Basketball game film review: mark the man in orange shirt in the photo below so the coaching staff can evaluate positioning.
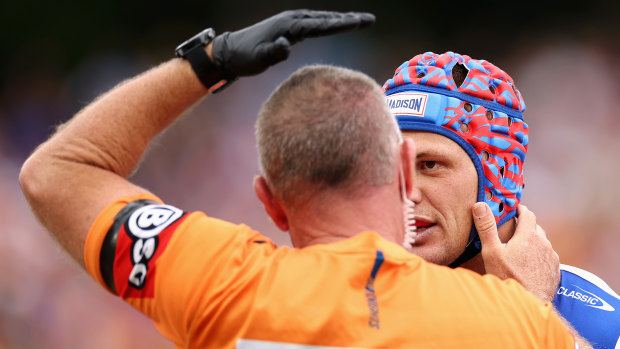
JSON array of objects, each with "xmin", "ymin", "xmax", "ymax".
[{"xmin": 20, "ymin": 10, "xmax": 587, "ymax": 348}]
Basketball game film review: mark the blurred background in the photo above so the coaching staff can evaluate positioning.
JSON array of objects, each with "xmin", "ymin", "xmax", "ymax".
[{"xmin": 1, "ymin": 0, "xmax": 619, "ymax": 347}]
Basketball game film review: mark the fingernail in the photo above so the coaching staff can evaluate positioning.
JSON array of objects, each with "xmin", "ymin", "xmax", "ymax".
[{"xmin": 473, "ymin": 203, "xmax": 487, "ymax": 218}]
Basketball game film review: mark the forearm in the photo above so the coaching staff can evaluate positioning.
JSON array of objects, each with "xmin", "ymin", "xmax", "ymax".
[
  {"xmin": 53, "ymin": 57, "xmax": 207, "ymax": 176},
  {"xmin": 20, "ymin": 55, "xmax": 208, "ymax": 266}
]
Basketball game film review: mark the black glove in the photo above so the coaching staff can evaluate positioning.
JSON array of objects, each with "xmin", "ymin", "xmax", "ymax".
[{"xmin": 212, "ymin": 9, "xmax": 375, "ymax": 84}]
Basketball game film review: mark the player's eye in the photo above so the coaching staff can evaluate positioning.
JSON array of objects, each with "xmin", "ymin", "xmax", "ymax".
[{"xmin": 423, "ymin": 161, "xmax": 437, "ymax": 169}]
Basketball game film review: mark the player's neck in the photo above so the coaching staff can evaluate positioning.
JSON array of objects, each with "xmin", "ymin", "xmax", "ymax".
[
  {"xmin": 460, "ymin": 218, "xmax": 517, "ymax": 274},
  {"xmin": 497, "ymin": 217, "xmax": 516, "ymax": 244}
]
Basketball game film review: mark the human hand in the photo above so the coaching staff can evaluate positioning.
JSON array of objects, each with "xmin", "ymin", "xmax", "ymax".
[
  {"xmin": 473, "ymin": 202, "xmax": 560, "ymax": 302},
  {"xmin": 212, "ymin": 10, "xmax": 375, "ymax": 80}
]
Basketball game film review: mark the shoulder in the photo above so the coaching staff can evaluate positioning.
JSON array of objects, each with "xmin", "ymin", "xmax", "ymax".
[
  {"xmin": 554, "ymin": 264, "xmax": 620, "ymax": 348},
  {"xmin": 559, "ymin": 264, "xmax": 620, "ymax": 300}
]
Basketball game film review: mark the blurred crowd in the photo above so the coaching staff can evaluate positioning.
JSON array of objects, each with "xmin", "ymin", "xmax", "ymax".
[{"xmin": 1, "ymin": 11, "xmax": 619, "ymax": 349}]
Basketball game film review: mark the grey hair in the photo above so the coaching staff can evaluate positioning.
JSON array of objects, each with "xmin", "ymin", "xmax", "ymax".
[{"xmin": 256, "ymin": 65, "xmax": 401, "ymax": 207}]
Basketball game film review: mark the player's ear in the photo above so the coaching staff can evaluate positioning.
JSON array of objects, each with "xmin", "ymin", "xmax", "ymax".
[
  {"xmin": 253, "ymin": 175, "xmax": 289, "ymax": 231},
  {"xmin": 400, "ymin": 138, "xmax": 416, "ymax": 199}
]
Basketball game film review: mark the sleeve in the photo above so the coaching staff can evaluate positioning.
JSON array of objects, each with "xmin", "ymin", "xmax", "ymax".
[
  {"xmin": 539, "ymin": 302, "xmax": 579, "ymax": 349},
  {"xmin": 83, "ymin": 194, "xmax": 278, "ymax": 346},
  {"xmin": 553, "ymin": 265, "xmax": 620, "ymax": 348},
  {"xmin": 487, "ymin": 277, "xmax": 578, "ymax": 348}
]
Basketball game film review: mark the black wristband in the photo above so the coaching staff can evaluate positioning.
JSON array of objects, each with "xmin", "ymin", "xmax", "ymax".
[
  {"xmin": 185, "ymin": 46, "xmax": 224, "ymax": 89},
  {"xmin": 176, "ymin": 28, "xmax": 225, "ymax": 90}
]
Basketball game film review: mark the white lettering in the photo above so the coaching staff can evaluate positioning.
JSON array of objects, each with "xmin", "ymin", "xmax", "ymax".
[
  {"xmin": 385, "ymin": 92, "xmax": 428, "ymax": 117},
  {"xmin": 125, "ymin": 204, "xmax": 183, "ymax": 289},
  {"xmin": 557, "ymin": 284, "xmax": 615, "ymax": 311},
  {"xmin": 127, "ymin": 204, "xmax": 183, "ymax": 239},
  {"xmin": 132, "ymin": 237, "xmax": 156, "ymax": 264},
  {"xmin": 128, "ymin": 263, "xmax": 148, "ymax": 289}
]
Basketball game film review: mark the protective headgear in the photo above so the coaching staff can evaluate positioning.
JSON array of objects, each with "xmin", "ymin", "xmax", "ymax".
[{"xmin": 382, "ymin": 52, "xmax": 529, "ymax": 267}]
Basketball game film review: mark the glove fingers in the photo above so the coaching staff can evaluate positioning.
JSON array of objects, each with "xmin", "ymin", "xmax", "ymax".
[
  {"xmin": 286, "ymin": 12, "xmax": 375, "ymax": 43},
  {"xmin": 287, "ymin": 9, "xmax": 375, "ymax": 24},
  {"xmin": 255, "ymin": 36, "xmax": 291, "ymax": 70},
  {"xmin": 210, "ymin": 10, "xmax": 374, "ymax": 80}
]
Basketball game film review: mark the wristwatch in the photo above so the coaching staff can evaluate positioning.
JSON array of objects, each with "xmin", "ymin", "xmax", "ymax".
[{"xmin": 175, "ymin": 28, "xmax": 224, "ymax": 90}]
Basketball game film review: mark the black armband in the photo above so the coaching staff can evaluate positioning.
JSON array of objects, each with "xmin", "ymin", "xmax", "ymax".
[{"xmin": 100, "ymin": 199, "xmax": 160, "ymax": 294}]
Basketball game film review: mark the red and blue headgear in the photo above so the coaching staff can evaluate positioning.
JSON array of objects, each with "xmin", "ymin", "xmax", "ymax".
[{"xmin": 382, "ymin": 52, "xmax": 529, "ymax": 267}]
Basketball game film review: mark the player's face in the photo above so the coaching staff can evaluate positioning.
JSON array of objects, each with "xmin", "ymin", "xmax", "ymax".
[{"xmin": 403, "ymin": 131, "xmax": 478, "ymax": 265}]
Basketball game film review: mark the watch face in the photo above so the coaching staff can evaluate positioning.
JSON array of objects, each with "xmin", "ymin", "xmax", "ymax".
[
  {"xmin": 175, "ymin": 28, "xmax": 215, "ymax": 58},
  {"xmin": 197, "ymin": 28, "xmax": 215, "ymax": 43}
]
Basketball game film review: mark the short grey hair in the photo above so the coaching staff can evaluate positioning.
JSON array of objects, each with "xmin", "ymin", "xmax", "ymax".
[{"xmin": 256, "ymin": 65, "xmax": 401, "ymax": 207}]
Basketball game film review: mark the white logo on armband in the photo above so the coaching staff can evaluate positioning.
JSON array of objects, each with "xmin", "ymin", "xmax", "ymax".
[{"xmin": 126, "ymin": 204, "xmax": 183, "ymax": 289}]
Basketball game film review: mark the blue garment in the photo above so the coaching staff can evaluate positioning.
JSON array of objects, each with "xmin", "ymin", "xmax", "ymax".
[{"xmin": 553, "ymin": 265, "xmax": 620, "ymax": 349}]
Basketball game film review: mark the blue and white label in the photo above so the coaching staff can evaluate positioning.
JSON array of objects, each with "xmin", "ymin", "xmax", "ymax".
[
  {"xmin": 557, "ymin": 285, "xmax": 615, "ymax": 311},
  {"xmin": 386, "ymin": 92, "xmax": 428, "ymax": 116}
]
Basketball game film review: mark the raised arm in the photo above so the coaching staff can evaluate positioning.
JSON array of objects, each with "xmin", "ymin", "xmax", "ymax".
[
  {"xmin": 19, "ymin": 58, "xmax": 199, "ymax": 266},
  {"xmin": 19, "ymin": 10, "xmax": 375, "ymax": 268}
]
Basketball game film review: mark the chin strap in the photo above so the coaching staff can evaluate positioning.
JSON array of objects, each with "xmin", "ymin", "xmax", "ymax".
[{"xmin": 448, "ymin": 226, "xmax": 481, "ymax": 268}]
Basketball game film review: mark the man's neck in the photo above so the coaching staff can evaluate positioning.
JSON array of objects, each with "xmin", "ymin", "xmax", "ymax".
[{"xmin": 287, "ymin": 185, "xmax": 405, "ymax": 248}]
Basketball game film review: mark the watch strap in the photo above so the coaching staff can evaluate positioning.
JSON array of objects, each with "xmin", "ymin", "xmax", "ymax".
[{"xmin": 185, "ymin": 46, "xmax": 224, "ymax": 90}]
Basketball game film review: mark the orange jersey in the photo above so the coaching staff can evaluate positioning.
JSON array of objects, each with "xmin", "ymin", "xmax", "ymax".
[{"xmin": 84, "ymin": 194, "xmax": 576, "ymax": 348}]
